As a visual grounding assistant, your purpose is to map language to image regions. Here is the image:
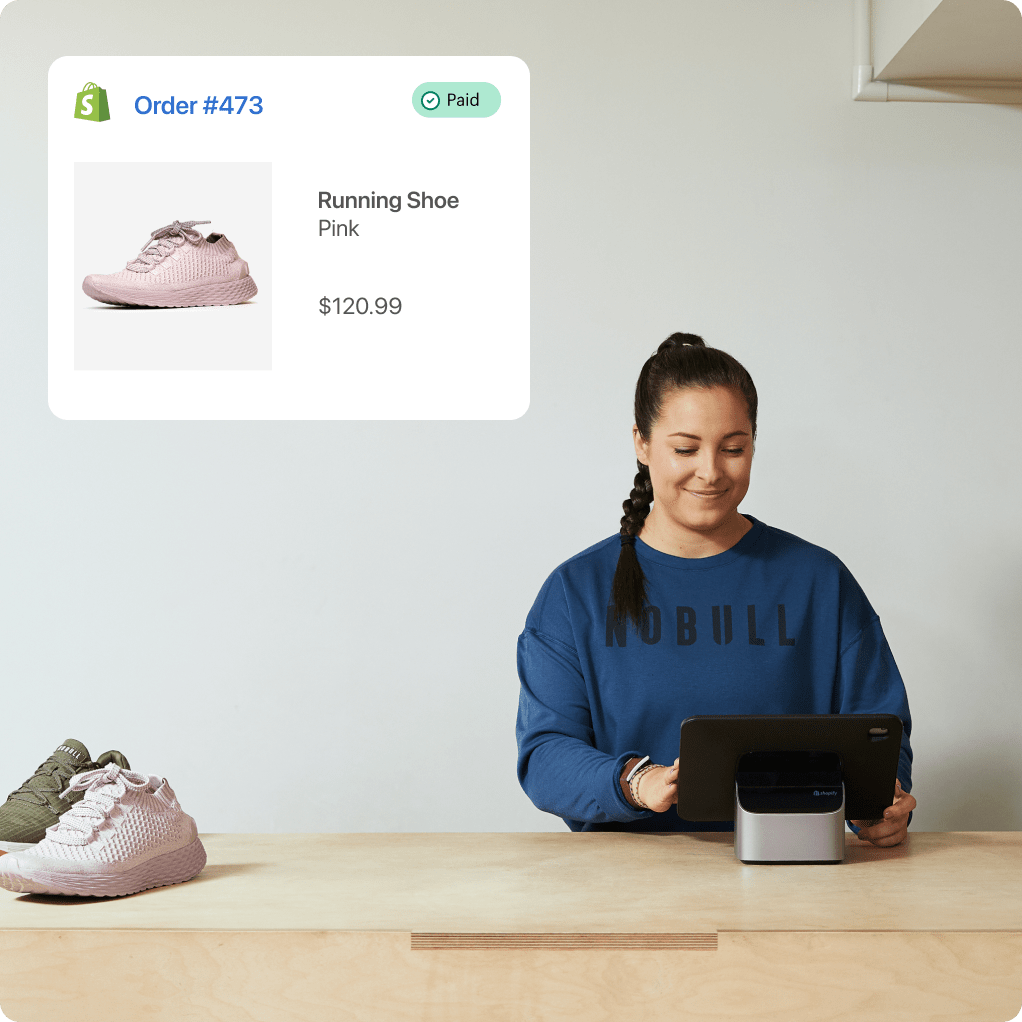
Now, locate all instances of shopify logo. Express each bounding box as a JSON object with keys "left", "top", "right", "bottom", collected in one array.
[{"left": 74, "top": 82, "right": 110, "bottom": 122}]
